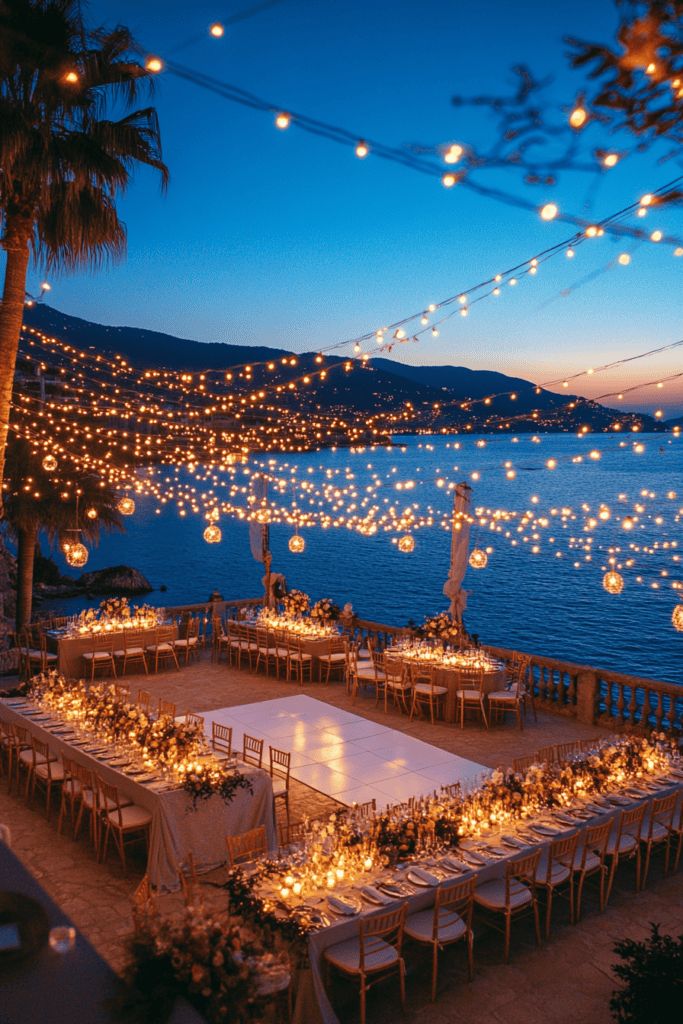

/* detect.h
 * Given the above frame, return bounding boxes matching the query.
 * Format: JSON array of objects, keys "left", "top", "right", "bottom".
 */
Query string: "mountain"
[
  {"left": 23, "top": 303, "right": 289, "bottom": 369},
  {"left": 22, "top": 304, "right": 659, "bottom": 433}
]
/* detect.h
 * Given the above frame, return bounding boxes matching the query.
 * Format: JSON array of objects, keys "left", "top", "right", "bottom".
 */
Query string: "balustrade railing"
[{"left": 15, "top": 598, "right": 681, "bottom": 737}]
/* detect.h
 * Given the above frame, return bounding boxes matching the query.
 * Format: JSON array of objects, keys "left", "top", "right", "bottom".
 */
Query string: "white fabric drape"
[{"left": 442, "top": 481, "right": 472, "bottom": 622}]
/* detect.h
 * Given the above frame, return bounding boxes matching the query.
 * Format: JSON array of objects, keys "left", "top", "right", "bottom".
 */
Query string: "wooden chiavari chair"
[
  {"left": 535, "top": 832, "right": 578, "bottom": 937},
  {"left": 323, "top": 903, "right": 407, "bottom": 1024},
  {"left": 113, "top": 630, "right": 148, "bottom": 676},
  {"left": 408, "top": 664, "right": 447, "bottom": 725},
  {"left": 354, "top": 798, "right": 377, "bottom": 820},
  {"left": 211, "top": 722, "right": 233, "bottom": 760},
  {"left": 26, "top": 736, "right": 64, "bottom": 819},
  {"left": 512, "top": 753, "right": 538, "bottom": 773},
  {"left": 82, "top": 636, "right": 117, "bottom": 681},
  {"left": 317, "top": 636, "right": 348, "bottom": 685},
  {"left": 404, "top": 876, "right": 475, "bottom": 999},
  {"left": 114, "top": 682, "right": 131, "bottom": 703},
  {"left": 555, "top": 741, "right": 581, "bottom": 762},
  {"left": 178, "top": 851, "right": 203, "bottom": 908},
  {"left": 269, "top": 746, "right": 291, "bottom": 824},
  {"left": 287, "top": 636, "right": 313, "bottom": 685},
  {"left": 572, "top": 819, "right": 612, "bottom": 920},
  {"left": 185, "top": 711, "right": 205, "bottom": 732},
  {"left": 605, "top": 803, "right": 645, "bottom": 900},
  {"left": 98, "top": 778, "right": 152, "bottom": 874},
  {"left": 638, "top": 792, "right": 678, "bottom": 888},
  {"left": 536, "top": 745, "right": 556, "bottom": 764},
  {"left": 440, "top": 782, "right": 462, "bottom": 800},
  {"left": 158, "top": 699, "right": 177, "bottom": 720},
  {"left": 383, "top": 655, "right": 412, "bottom": 715},
  {"left": 226, "top": 825, "right": 267, "bottom": 868},
  {"left": 455, "top": 666, "right": 488, "bottom": 729},
  {"left": 132, "top": 874, "right": 158, "bottom": 933},
  {"left": 145, "top": 626, "right": 180, "bottom": 671},
  {"left": 474, "top": 848, "right": 541, "bottom": 962},
  {"left": 242, "top": 734, "right": 264, "bottom": 768},
  {"left": 174, "top": 617, "right": 200, "bottom": 666},
  {"left": 136, "top": 689, "right": 152, "bottom": 715}
]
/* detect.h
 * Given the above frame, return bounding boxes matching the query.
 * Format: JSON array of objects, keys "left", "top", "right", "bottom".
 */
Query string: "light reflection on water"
[{"left": 47, "top": 433, "right": 682, "bottom": 685}]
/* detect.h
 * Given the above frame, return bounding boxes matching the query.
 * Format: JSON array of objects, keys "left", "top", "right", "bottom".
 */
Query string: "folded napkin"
[
  {"left": 407, "top": 866, "right": 440, "bottom": 886},
  {"left": 327, "top": 895, "right": 359, "bottom": 915},
  {"left": 529, "top": 823, "right": 560, "bottom": 836},
  {"left": 442, "top": 856, "right": 469, "bottom": 873},
  {"left": 500, "top": 835, "right": 526, "bottom": 849},
  {"left": 459, "top": 850, "right": 488, "bottom": 866},
  {"left": 361, "top": 885, "right": 391, "bottom": 905}
]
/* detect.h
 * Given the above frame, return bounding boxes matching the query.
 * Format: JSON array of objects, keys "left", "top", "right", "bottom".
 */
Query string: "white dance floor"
[{"left": 202, "top": 695, "right": 488, "bottom": 811}]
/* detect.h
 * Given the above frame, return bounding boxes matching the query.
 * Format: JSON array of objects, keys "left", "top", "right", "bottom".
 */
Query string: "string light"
[
  {"left": 618, "top": 253, "right": 631, "bottom": 265},
  {"left": 442, "top": 173, "right": 458, "bottom": 188},
  {"left": 540, "top": 202, "right": 559, "bottom": 221},
  {"left": 41, "top": 454, "right": 58, "bottom": 472},
  {"left": 275, "top": 112, "right": 291, "bottom": 129},
  {"left": 469, "top": 548, "right": 488, "bottom": 569},
  {"left": 354, "top": 140, "right": 369, "bottom": 159},
  {"left": 603, "top": 570, "right": 624, "bottom": 594},
  {"left": 443, "top": 143, "right": 463, "bottom": 164},
  {"left": 117, "top": 496, "right": 136, "bottom": 516},
  {"left": 569, "top": 105, "right": 588, "bottom": 128},
  {"left": 145, "top": 56, "right": 164, "bottom": 73},
  {"left": 63, "top": 70, "right": 79, "bottom": 84},
  {"left": 209, "top": 22, "right": 225, "bottom": 37}
]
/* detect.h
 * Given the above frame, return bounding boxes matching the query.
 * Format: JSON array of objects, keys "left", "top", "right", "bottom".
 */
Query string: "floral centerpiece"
[
  {"left": 281, "top": 589, "right": 310, "bottom": 618},
  {"left": 74, "top": 597, "right": 159, "bottom": 635},
  {"left": 310, "top": 597, "right": 340, "bottom": 625},
  {"left": 29, "top": 672, "right": 252, "bottom": 808},
  {"left": 420, "top": 610, "right": 462, "bottom": 645},
  {"left": 121, "top": 905, "right": 284, "bottom": 1024}
]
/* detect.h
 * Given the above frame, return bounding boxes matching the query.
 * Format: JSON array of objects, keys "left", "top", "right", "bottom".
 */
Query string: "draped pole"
[
  {"left": 443, "top": 481, "right": 472, "bottom": 626},
  {"left": 249, "top": 473, "right": 273, "bottom": 607}
]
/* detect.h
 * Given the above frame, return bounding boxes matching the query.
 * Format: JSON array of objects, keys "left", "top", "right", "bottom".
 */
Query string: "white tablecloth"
[
  {"left": 286, "top": 778, "right": 683, "bottom": 1024},
  {"left": 0, "top": 699, "right": 275, "bottom": 891}
]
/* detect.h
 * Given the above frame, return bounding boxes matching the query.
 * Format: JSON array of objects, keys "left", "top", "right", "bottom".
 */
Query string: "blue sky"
[{"left": 22, "top": 1, "right": 683, "bottom": 414}]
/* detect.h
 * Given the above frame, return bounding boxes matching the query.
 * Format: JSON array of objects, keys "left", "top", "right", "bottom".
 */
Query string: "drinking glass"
[{"left": 49, "top": 926, "right": 76, "bottom": 954}]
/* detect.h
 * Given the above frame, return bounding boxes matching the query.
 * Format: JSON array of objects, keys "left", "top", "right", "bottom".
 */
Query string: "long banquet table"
[
  {"left": 46, "top": 624, "right": 178, "bottom": 679},
  {"left": 0, "top": 840, "right": 205, "bottom": 1024},
  {"left": 0, "top": 699, "right": 275, "bottom": 892},
  {"left": 272, "top": 774, "right": 683, "bottom": 1024}
]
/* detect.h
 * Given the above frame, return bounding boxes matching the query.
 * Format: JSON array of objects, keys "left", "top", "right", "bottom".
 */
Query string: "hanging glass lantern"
[
  {"left": 41, "top": 454, "right": 58, "bottom": 472},
  {"left": 397, "top": 534, "right": 415, "bottom": 553},
  {"left": 203, "top": 524, "right": 222, "bottom": 544},
  {"left": 117, "top": 496, "right": 136, "bottom": 516},
  {"left": 289, "top": 533, "right": 305, "bottom": 554},
  {"left": 85, "top": 506, "right": 98, "bottom": 520},
  {"left": 469, "top": 547, "right": 488, "bottom": 569},
  {"left": 255, "top": 508, "right": 270, "bottom": 524},
  {"left": 65, "top": 541, "right": 89, "bottom": 568},
  {"left": 672, "top": 603, "right": 683, "bottom": 632},
  {"left": 603, "top": 570, "right": 624, "bottom": 594}
]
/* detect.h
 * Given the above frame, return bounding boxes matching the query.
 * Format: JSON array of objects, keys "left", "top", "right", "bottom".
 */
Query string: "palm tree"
[
  {"left": 0, "top": 0, "right": 168, "bottom": 496},
  {"left": 3, "top": 435, "right": 122, "bottom": 628}
]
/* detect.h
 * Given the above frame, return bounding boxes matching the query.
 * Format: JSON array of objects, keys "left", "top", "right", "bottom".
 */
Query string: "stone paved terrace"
[{"left": 1, "top": 653, "right": 681, "bottom": 1023}]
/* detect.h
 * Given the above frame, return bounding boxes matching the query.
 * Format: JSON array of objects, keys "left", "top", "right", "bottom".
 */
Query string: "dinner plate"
[
  {"left": 484, "top": 846, "right": 509, "bottom": 857},
  {"left": 327, "top": 895, "right": 360, "bottom": 916},
  {"left": 406, "top": 867, "right": 440, "bottom": 886},
  {"left": 529, "top": 824, "right": 560, "bottom": 837},
  {"left": 459, "top": 850, "right": 488, "bottom": 866},
  {"left": 0, "top": 892, "right": 49, "bottom": 969},
  {"left": 440, "top": 856, "right": 470, "bottom": 873},
  {"left": 360, "top": 885, "right": 391, "bottom": 905},
  {"left": 500, "top": 835, "right": 526, "bottom": 849}
]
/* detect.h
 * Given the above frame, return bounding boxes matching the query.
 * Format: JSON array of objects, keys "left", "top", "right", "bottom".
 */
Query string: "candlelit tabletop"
[
  {"left": 386, "top": 642, "right": 507, "bottom": 722},
  {"left": 46, "top": 622, "right": 178, "bottom": 680},
  {"left": 246, "top": 760, "right": 683, "bottom": 1024},
  {"left": 0, "top": 698, "right": 275, "bottom": 892}
]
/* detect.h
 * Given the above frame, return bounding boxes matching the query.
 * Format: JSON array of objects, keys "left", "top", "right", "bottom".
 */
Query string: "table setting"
[
  {"left": 218, "top": 732, "right": 681, "bottom": 1024},
  {"left": 0, "top": 674, "right": 276, "bottom": 890}
]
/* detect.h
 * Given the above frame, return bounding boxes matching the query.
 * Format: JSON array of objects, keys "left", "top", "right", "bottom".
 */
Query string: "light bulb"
[
  {"left": 540, "top": 202, "right": 558, "bottom": 221},
  {"left": 209, "top": 22, "right": 225, "bottom": 37},
  {"left": 275, "top": 112, "right": 291, "bottom": 129},
  {"left": 569, "top": 106, "right": 587, "bottom": 128},
  {"left": 355, "top": 140, "right": 369, "bottom": 158},
  {"left": 145, "top": 56, "right": 163, "bottom": 73},
  {"left": 618, "top": 253, "right": 631, "bottom": 265},
  {"left": 442, "top": 173, "right": 457, "bottom": 188}
]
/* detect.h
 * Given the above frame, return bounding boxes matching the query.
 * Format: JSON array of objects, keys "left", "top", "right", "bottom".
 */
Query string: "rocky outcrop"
[
  {"left": 35, "top": 564, "right": 153, "bottom": 598},
  {"left": 77, "top": 565, "right": 152, "bottom": 596}
]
